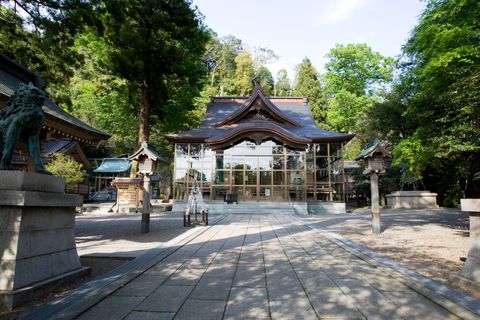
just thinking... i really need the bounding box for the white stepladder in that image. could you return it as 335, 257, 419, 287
184, 173, 208, 226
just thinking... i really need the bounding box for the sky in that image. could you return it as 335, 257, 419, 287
193, 0, 427, 78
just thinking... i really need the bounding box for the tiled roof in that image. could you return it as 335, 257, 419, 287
166, 87, 354, 146
42, 139, 77, 156
93, 158, 131, 173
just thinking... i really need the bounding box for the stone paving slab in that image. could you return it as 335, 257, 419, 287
20, 213, 480, 320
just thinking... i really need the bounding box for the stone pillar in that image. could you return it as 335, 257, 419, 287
0, 171, 88, 311
141, 175, 151, 233
455, 199, 480, 288
370, 172, 381, 234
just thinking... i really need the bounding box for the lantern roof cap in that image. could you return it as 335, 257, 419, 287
128, 142, 168, 163
357, 138, 391, 160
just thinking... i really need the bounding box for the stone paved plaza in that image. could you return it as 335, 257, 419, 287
23, 214, 480, 320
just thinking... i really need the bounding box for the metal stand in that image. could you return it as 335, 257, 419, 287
184, 174, 208, 226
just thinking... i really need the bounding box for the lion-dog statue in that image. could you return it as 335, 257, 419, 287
0, 82, 50, 174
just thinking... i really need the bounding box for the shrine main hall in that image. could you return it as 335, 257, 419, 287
166, 85, 354, 213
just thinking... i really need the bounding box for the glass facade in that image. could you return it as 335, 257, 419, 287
174, 140, 345, 202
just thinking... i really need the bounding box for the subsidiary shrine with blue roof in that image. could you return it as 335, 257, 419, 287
166, 85, 354, 209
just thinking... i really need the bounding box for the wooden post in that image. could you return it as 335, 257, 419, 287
141, 175, 151, 233
370, 172, 381, 234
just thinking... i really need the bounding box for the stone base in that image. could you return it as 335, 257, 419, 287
386, 191, 438, 209
307, 202, 346, 214
0, 266, 90, 311
0, 171, 83, 311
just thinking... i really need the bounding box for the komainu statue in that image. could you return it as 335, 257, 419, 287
0, 82, 50, 174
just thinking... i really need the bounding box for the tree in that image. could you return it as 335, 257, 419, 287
203, 33, 244, 95
46, 153, 85, 192
97, 0, 209, 144
293, 58, 327, 127
233, 51, 254, 96
372, 0, 480, 201
324, 43, 395, 134
254, 66, 274, 95
0, 2, 95, 107
275, 69, 291, 96
68, 32, 139, 154
325, 43, 394, 97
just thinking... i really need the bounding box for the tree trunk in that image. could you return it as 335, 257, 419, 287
138, 79, 151, 144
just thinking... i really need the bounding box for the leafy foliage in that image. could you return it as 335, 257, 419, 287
371, 0, 480, 202
46, 153, 85, 192
233, 51, 255, 96
293, 58, 327, 127
92, 0, 209, 144
275, 69, 292, 96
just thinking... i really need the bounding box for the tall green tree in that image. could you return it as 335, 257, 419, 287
254, 66, 274, 95
0, 1, 96, 107
293, 58, 327, 127
324, 43, 395, 134
275, 69, 291, 96
233, 51, 254, 96
203, 33, 244, 95
97, 0, 209, 144
68, 32, 139, 154
373, 0, 480, 201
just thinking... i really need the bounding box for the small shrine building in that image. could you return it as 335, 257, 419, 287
166, 85, 354, 209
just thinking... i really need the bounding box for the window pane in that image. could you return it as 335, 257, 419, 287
175, 168, 188, 182
273, 171, 284, 185
244, 156, 257, 170
259, 171, 272, 185
232, 170, 243, 185
272, 156, 284, 169
287, 155, 304, 169
288, 171, 305, 186
214, 170, 230, 185
245, 170, 256, 185
190, 144, 202, 158
175, 144, 189, 168
315, 143, 328, 156
258, 156, 271, 170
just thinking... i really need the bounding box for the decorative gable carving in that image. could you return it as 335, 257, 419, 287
215, 85, 301, 128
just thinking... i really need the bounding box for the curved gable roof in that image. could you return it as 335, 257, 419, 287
214, 85, 300, 127
166, 86, 354, 147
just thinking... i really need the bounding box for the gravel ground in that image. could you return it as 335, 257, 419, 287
304, 208, 477, 299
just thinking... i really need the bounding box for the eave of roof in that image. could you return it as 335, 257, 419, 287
128, 142, 168, 164
0, 55, 110, 143
93, 158, 132, 173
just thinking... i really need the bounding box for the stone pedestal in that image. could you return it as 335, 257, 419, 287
455, 199, 480, 290
386, 191, 438, 209
0, 171, 88, 311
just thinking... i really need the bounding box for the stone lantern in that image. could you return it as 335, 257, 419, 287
129, 142, 168, 233
357, 139, 391, 234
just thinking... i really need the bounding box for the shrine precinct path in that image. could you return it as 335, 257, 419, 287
22, 214, 480, 320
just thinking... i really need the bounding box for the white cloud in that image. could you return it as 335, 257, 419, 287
316, 0, 373, 25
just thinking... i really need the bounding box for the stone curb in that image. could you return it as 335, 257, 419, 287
293, 215, 480, 320
19, 215, 226, 320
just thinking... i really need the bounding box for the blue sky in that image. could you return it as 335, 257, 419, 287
193, 0, 426, 78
